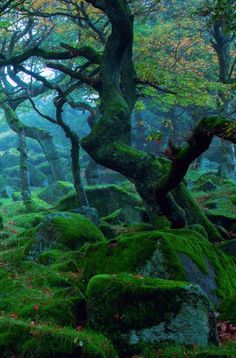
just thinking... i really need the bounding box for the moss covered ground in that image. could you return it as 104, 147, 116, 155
0, 194, 117, 356
81, 228, 236, 301
0, 182, 234, 356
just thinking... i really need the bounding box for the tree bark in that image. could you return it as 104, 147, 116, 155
23, 125, 65, 181
55, 99, 89, 207
18, 126, 32, 210
1, 103, 32, 209
80, 0, 222, 242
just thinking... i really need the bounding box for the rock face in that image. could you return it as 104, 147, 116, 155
28, 212, 106, 260
81, 228, 236, 305
87, 274, 218, 352
38, 181, 74, 204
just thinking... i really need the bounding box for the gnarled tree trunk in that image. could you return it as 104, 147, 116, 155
3, 102, 65, 182
80, 0, 221, 242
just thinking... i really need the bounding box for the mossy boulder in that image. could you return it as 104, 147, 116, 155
87, 274, 218, 353
81, 229, 236, 305
0, 317, 117, 358
220, 294, 236, 326
39, 181, 74, 205
4, 164, 47, 188
28, 212, 106, 260
38, 249, 82, 271
56, 184, 144, 224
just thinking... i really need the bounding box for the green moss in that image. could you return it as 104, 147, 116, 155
230, 193, 236, 206
87, 274, 214, 350
51, 213, 105, 248
155, 229, 236, 300
140, 342, 236, 357
220, 294, 236, 325
38, 181, 74, 205
82, 231, 159, 285
0, 317, 117, 358
54, 192, 77, 211
173, 184, 222, 242
190, 176, 236, 230
87, 273, 187, 333
28, 212, 106, 261
81, 229, 236, 301
194, 173, 233, 187
55, 184, 142, 218
101, 209, 122, 224
12, 213, 45, 230
39, 249, 83, 272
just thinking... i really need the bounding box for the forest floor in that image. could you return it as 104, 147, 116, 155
0, 178, 234, 357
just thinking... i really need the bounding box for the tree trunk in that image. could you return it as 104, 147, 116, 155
22, 125, 65, 182
54, 101, 90, 207
80, 0, 222, 242
70, 134, 89, 206
18, 127, 32, 210
2, 102, 65, 182
1, 103, 32, 209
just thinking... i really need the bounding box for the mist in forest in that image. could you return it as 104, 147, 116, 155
0, 0, 235, 357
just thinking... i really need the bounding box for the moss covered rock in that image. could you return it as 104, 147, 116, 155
4, 164, 47, 188
87, 274, 218, 353
81, 229, 236, 305
28, 212, 106, 260
56, 184, 144, 224
0, 317, 117, 358
39, 181, 74, 205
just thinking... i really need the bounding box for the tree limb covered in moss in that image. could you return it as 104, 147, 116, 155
155, 116, 236, 198
0, 44, 100, 67
46, 62, 100, 89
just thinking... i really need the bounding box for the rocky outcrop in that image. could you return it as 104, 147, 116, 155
87, 274, 218, 353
